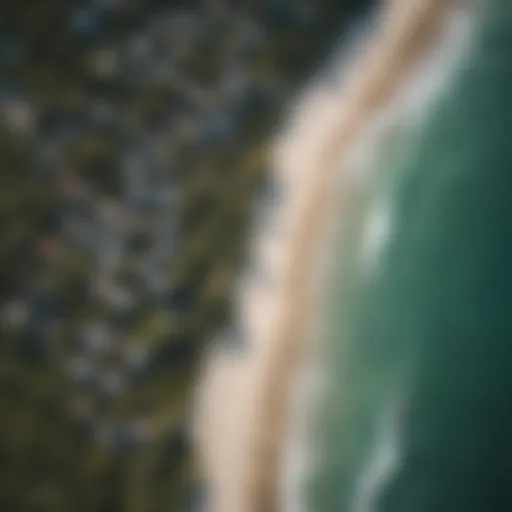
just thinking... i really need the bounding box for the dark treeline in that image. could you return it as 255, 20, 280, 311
0, 1, 371, 510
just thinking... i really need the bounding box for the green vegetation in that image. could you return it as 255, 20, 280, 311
0, 1, 369, 509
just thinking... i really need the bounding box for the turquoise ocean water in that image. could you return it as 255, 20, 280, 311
308, 2, 512, 511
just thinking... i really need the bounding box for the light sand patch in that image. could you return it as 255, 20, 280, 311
193, 2, 479, 512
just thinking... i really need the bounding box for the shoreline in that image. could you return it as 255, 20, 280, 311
193, 2, 467, 511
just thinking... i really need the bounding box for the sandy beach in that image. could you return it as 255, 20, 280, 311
193, 2, 474, 511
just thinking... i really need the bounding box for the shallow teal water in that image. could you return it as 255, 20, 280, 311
308, 2, 512, 511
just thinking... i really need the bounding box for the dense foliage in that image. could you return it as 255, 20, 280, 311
0, 1, 370, 509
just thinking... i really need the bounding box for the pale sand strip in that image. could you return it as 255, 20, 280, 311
193, 2, 476, 511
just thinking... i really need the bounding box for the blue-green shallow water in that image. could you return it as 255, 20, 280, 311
308, 2, 512, 511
